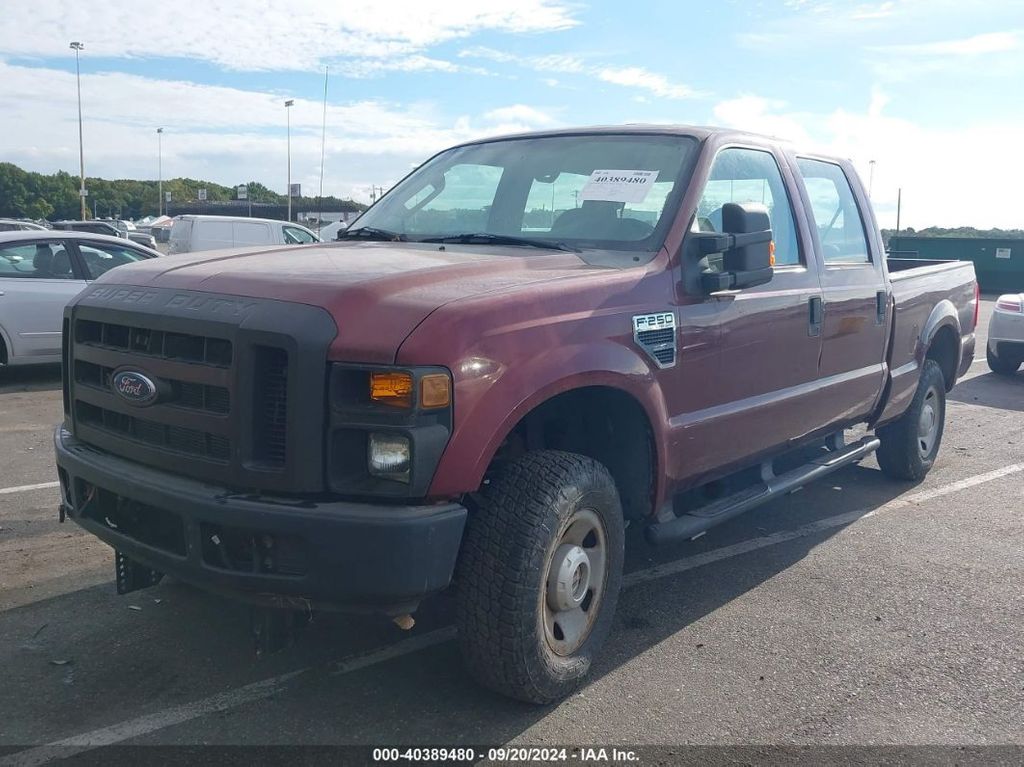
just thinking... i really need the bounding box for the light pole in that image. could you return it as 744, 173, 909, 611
157, 128, 164, 216
70, 41, 87, 219
868, 159, 876, 199
285, 100, 294, 222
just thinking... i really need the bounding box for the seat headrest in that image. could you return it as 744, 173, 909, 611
33, 245, 54, 272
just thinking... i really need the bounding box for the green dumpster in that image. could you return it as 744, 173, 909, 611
888, 236, 1024, 293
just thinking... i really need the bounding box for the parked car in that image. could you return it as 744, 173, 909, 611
126, 230, 158, 250
50, 220, 126, 239
0, 231, 157, 366
316, 219, 350, 241
986, 293, 1024, 375
168, 215, 320, 254
54, 125, 977, 703
0, 218, 48, 232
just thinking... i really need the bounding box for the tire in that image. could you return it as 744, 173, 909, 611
456, 450, 625, 704
987, 343, 1022, 376
876, 358, 946, 481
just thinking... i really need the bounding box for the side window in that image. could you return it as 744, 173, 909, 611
0, 242, 78, 279
694, 147, 800, 267
283, 225, 316, 244
233, 222, 271, 245
404, 163, 503, 234
797, 158, 870, 264
77, 242, 151, 279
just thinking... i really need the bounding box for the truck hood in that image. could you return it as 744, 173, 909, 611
104, 241, 602, 363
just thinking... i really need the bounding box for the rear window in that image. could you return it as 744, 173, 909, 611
797, 159, 871, 264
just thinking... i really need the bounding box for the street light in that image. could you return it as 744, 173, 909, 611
69, 41, 86, 219
868, 159, 876, 199
157, 128, 164, 216
285, 100, 294, 222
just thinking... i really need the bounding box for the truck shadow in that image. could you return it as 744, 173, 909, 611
0, 363, 62, 394
948, 370, 1024, 413
1, 463, 917, 746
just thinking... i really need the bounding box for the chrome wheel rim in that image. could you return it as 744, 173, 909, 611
918, 385, 940, 458
542, 508, 607, 656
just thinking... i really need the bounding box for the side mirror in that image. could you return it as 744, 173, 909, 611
698, 202, 774, 293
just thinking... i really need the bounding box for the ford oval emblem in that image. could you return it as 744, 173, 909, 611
112, 370, 159, 406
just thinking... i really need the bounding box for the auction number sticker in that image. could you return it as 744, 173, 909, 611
580, 169, 658, 204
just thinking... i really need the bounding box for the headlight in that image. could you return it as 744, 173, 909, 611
368, 433, 411, 481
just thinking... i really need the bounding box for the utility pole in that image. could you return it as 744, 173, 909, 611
895, 187, 902, 240
70, 41, 87, 219
157, 127, 164, 216
285, 100, 294, 222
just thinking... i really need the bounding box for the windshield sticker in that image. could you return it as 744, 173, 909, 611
580, 169, 658, 204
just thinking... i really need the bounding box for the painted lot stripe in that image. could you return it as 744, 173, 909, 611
4, 463, 1022, 766
0, 482, 59, 496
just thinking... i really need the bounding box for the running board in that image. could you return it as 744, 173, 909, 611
645, 436, 880, 545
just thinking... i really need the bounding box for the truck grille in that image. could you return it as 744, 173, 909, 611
75, 319, 233, 366
77, 401, 232, 461
65, 287, 335, 493
253, 347, 289, 466
74, 360, 230, 415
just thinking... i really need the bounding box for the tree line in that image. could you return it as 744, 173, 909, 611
0, 162, 364, 221
882, 226, 1024, 245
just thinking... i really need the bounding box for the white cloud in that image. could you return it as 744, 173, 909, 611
597, 67, 700, 100
876, 30, 1020, 56
0, 0, 579, 72
0, 60, 559, 204
712, 95, 812, 143
460, 48, 701, 99
483, 105, 558, 127
709, 89, 1024, 230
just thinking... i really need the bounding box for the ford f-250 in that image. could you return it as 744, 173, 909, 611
54, 126, 978, 703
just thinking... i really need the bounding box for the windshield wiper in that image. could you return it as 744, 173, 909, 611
337, 226, 407, 242
420, 232, 577, 252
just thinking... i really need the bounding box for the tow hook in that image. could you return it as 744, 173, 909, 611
392, 614, 416, 631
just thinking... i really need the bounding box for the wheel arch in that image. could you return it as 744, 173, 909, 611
488, 383, 660, 521
920, 300, 961, 391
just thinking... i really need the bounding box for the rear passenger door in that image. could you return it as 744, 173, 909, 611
794, 157, 888, 424
0, 239, 87, 360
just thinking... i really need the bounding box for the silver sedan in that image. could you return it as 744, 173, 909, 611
987, 293, 1024, 376
0, 231, 158, 367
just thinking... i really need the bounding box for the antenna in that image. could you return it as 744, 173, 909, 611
317, 66, 328, 236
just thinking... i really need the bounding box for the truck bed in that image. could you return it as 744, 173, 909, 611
877, 258, 977, 426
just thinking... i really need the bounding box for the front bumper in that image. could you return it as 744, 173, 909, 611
54, 426, 467, 614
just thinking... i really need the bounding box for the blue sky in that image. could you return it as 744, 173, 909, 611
1, 0, 1023, 227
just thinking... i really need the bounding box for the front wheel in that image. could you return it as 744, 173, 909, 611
987, 343, 1022, 376
455, 450, 624, 704
876, 358, 946, 481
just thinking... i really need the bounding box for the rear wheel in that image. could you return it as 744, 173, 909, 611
876, 358, 946, 481
987, 343, 1022, 376
456, 450, 624, 703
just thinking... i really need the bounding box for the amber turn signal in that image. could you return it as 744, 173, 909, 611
420, 373, 452, 409
370, 371, 414, 408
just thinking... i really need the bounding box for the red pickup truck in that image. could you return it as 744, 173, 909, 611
54, 126, 977, 703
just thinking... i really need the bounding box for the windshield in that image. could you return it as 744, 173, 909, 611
351, 133, 697, 252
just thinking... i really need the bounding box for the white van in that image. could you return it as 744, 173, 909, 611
168, 215, 320, 254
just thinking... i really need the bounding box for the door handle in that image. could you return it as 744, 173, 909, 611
876, 290, 887, 325
808, 296, 823, 337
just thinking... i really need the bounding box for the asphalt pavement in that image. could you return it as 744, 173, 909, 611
0, 299, 1021, 763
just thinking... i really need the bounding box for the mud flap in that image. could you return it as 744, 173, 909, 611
115, 550, 164, 595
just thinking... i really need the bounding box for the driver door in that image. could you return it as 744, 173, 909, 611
671, 145, 824, 480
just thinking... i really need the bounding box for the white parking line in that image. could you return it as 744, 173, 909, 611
4, 462, 1023, 766
0, 482, 59, 496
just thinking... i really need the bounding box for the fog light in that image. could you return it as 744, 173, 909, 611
368, 433, 411, 481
